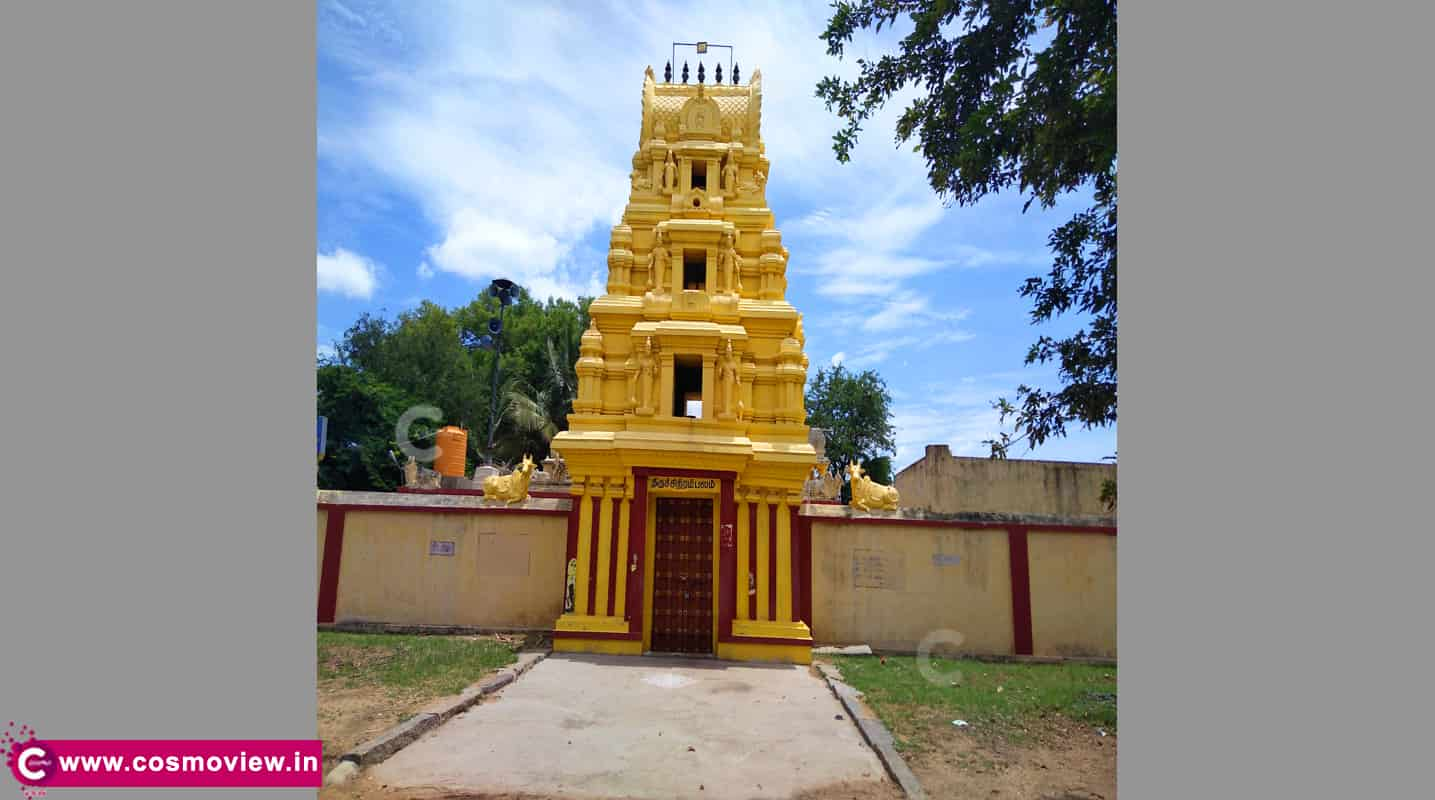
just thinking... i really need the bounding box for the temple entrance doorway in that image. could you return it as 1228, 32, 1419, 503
649, 497, 714, 655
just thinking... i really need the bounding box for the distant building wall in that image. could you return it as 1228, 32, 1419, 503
894, 444, 1115, 518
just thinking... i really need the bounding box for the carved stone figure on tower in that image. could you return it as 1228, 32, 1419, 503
647, 231, 669, 295
662, 150, 676, 193
722, 154, 739, 197
631, 168, 650, 192
717, 339, 739, 421
635, 336, 657, 416
717, 231, 742, 295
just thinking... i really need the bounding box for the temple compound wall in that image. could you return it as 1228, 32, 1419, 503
316, 495, 1116, 660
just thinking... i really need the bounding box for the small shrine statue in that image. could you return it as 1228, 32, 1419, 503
847, 461, 900, 511
722, 154, 739, 197
482, 454, 537, 505
563, 557, 578, 613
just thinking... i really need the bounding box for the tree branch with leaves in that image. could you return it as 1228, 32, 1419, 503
817, 0, 1117, 460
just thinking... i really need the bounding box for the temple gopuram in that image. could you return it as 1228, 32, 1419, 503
550, 63, 817, 663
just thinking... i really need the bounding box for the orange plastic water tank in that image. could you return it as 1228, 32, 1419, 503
434, 426, 468, 477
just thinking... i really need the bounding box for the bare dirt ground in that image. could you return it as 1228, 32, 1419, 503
900, 707, 1116, 800
324, 779, 903, 800
319, 682, 434, 775
318, 631, 539, 774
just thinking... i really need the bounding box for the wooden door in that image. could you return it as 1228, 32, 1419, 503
650, 497, 713, 654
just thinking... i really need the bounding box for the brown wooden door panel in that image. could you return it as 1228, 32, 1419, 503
650, 497, 713, 654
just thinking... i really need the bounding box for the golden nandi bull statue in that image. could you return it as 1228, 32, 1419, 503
847, 462, 900, 511
483, 455, 537, 505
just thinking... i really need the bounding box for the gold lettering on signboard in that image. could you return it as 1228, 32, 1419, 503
649, 476, 718, 493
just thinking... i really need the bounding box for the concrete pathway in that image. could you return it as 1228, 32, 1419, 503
370, 653, 890, 799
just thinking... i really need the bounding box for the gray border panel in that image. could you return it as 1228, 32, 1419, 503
0, 3, 315, 797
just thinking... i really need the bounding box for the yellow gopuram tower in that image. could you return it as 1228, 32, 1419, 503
551, 64, 816, 664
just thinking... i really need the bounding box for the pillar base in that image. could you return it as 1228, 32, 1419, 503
554, 636, 644, 656
716, 640, 812, 664
722, 619, 814, 664
554, 613, 629, 634
552, 614, 643, 656
731, 619, 812, 640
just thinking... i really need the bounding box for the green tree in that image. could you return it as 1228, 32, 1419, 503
322, 285, 592, 485
805, 365, 897, 498
317, 364, 426, 491
494, 337, 578, 464
816, 0, 1117, 458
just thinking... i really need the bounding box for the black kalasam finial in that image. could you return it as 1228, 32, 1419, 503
732, 62, 740, 84
681, 61, 689, 84
664, 61, 672, 82
697, 62, 705, 84
715, 63, 723, 84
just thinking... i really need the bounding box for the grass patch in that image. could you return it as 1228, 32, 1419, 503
318, 632, 519, 697
829, 655, 1115, 751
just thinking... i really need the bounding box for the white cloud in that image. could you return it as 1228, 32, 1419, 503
317, 248, 379, 299
862, 290, 971, 333
843, 329, 976, 369
830, 351, 845, 367
317, 1, 914, 302
416, 260, 434, 279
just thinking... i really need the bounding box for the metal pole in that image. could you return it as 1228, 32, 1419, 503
486, 301, 506, 457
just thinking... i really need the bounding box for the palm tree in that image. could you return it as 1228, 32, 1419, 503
495, 338, 575, 464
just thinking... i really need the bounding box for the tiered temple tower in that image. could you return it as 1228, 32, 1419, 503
551, 65, 816, 663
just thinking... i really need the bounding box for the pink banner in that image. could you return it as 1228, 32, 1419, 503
7, 739, 323, 788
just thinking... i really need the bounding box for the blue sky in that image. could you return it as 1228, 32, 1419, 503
316, 0, 1117, 471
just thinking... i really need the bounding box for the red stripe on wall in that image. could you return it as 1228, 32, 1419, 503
788, 506, 802, 625
718, 478, 736, 640
793, 508, 811, 627
607, 496, 621, 616
317, 510, 346, 624
627, 477, 647, 634
398, 486, 572, 499
316, 502, 568, 516
1007, 527, 1034, 656
565, 498, 579, 570
563, 496, 579, 613
748, 502, 757, 620
587, 496, 601, 616
768, 503, 777, 622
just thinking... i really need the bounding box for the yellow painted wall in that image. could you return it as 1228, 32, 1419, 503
332, 510, 567, 629
810, 521, 1016, 654
1028, 531, 1117, 658
895, 445, 1115, 518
